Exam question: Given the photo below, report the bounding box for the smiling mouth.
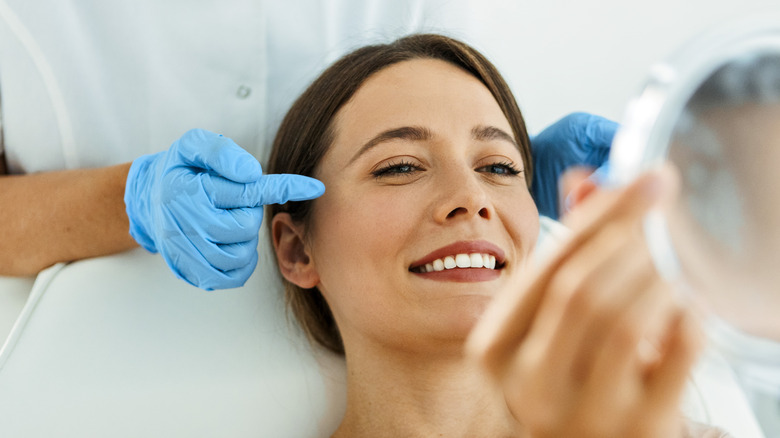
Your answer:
[409,253,505,273]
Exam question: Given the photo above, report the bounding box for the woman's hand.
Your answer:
[467,166,703,438]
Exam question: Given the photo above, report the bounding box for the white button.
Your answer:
[236,85,252,99]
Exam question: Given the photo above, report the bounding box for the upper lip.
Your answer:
[409,240,506,270]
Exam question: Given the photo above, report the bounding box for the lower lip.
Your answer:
[411,268,501,282]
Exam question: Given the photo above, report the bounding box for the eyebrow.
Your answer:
[349,124,517,164]
[350,126,432,164]
[471,125,518,148]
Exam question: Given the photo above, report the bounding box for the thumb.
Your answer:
[175,129,262,183]
[246,174,326,206]
[562,164,678,232]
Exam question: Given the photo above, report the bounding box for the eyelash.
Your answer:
[371,160,421,178]
[371,160,522,178]
[476,161,522,177]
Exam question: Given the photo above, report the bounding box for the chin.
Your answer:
[436,294,493,344]
[375,294,498,354]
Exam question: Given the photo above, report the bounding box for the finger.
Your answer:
[204,207,264,244]
[561,282,672,438]
[644,310,703,415]
[566,237,659,382]
[204,173,325,208]
[163,202,260,272]
[214,249,260,290]
[562,164,676,231]
[172,176,264,242]
[465,261,551,378]
[171,238,259,291]
[597,307,700,438]
[244,174,326,206]
[202,173,262,209]
[515,226,655,424]
[175,129,262,183]
[205,240,259,273]
[527,230,649,391]
[158,232,225,291]
[581,277,675,410]
[187,219,259,270]
[516,221,626,384]
[467,167,674,378]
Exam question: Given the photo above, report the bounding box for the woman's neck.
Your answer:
[332,340,524,438]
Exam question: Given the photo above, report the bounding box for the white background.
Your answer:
[450,0,780,133]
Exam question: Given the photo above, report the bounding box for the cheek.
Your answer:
[499,188,540,259]
[307,186,423,335]
[309,186,420,286]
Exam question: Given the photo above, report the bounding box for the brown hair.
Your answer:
[267,33,532,355]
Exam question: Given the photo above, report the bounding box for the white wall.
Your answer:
[452,0,780,133]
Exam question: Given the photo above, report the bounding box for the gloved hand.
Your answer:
[124,129,325,290]
[530,112,618,219]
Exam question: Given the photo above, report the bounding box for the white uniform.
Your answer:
[0,0,483,174]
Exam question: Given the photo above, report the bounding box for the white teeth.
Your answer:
[455,254,471,268]
[443,256,457,269]
[416,252,501,272]
[470,253,484,268]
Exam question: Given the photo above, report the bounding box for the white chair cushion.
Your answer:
[0,242,346,438]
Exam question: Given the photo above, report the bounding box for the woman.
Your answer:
[267,34,713,437]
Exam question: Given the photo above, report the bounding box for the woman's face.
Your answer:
[295,59,539,353]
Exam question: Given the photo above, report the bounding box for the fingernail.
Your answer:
[563,192,574,213]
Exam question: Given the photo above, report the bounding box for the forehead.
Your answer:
[333,58,512,144]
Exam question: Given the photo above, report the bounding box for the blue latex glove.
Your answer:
[530,112,618,219]
[124,129,325,290]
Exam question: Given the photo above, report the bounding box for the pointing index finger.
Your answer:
[249,174,326,206]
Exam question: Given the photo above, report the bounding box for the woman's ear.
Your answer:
[271,213,319,289]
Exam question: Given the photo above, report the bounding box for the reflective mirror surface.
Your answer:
[610,17,780,435]
[667,56,780,341]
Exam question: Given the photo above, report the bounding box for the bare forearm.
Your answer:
[0,163,138,275]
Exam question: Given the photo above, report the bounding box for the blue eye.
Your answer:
[371,160,422,178]
[477,161,522,176]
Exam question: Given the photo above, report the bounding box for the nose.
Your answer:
[432,165,492,224]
